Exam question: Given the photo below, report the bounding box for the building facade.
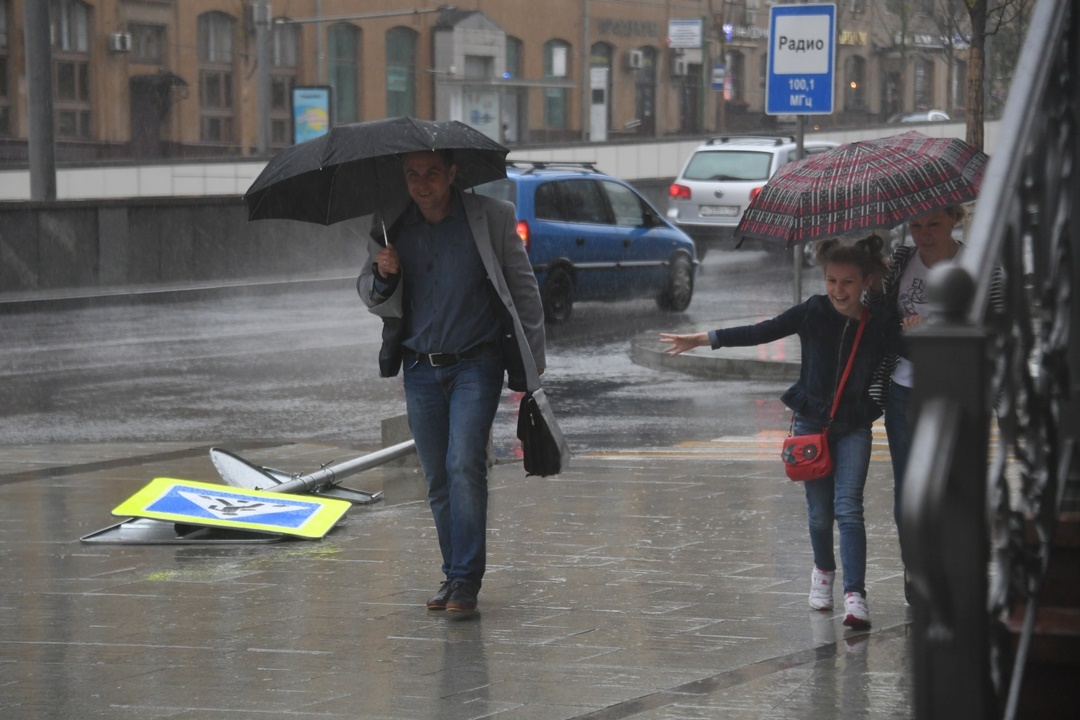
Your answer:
[0,0,969,164]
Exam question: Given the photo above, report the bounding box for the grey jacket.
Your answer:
[357,191,546,391]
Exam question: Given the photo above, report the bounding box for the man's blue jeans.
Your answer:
[403,349,503,588]
[795,414,873,597]
[884,382,912,565]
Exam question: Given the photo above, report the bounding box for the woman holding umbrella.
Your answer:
[660,237,901,629]
[867,205,965,604]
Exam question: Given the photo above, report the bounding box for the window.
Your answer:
[534,182,565,221]
[506,36,523,79]
[728,51,745,102]
[544,39,572,129]
[271,22,299,146]
[0,0,9,135]
[601,181,646,227]
[131,23,165,65]
[633,46,656,135]
[198,12,236,142]
[504,37,525,143]
[683,150,773,182]
[51,0,92,138]
[559,180,607,224]
[844,55,866,110]
[386,27,417,117]
[464,55,492,80]
[914,57,934,108]
[328,23,360,124]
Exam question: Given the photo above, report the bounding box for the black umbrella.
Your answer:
[244,116,509,226]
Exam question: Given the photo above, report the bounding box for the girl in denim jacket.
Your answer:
[660,237,901,629]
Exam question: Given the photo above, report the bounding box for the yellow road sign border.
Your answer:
[113,477,350,539]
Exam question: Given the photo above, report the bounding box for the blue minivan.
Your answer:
[473,161,698,324]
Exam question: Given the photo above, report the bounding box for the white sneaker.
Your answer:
[808,567,835,610]
[843,592,871,629]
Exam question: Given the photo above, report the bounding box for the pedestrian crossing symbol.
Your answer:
[112,477,350,539]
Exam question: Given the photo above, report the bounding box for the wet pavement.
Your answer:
[0,440,911,720]
[0,271,913,719]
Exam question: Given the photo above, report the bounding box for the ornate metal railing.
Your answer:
[904,0,1079,717]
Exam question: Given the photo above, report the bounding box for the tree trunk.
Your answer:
[966,0,989,151]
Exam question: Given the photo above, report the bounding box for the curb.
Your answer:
[630,331,801,382]
[0,274,356,314]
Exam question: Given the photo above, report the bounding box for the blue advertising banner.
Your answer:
[292,86,332,144]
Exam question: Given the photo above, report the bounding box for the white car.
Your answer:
[667,135,839,256]
[890,109,951,123]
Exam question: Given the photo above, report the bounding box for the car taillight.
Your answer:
[669,184,691,200]
[749,186,764,202]
[516,220,530,251]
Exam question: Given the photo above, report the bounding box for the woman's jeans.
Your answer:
[884,382,912,565]
[403,350,503,587]
[794,414,873,597]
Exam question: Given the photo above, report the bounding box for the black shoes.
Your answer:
[445,579,479,617]
[426,579,453,610]
[426,578,479,616]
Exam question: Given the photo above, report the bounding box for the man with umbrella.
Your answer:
[358,148,546,617]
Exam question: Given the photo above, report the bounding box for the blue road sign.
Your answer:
[766,3,836,115]
[113,477,350,539]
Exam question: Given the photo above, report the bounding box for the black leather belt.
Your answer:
[406,341,499,368]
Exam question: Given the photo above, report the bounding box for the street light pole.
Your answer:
[581,0,589,141]
[23,0,56,200]
[316,0,323,84]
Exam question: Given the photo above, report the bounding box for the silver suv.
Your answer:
[667,135,838,256]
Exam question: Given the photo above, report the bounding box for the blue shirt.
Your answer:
[376,194,500,354]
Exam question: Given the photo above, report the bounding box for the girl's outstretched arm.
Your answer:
[658,332,709,356]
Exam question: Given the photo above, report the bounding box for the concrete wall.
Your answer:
[0,123,997,295]
[0,197,368,294]
[0,122,996,202]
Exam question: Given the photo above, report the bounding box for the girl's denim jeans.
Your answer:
[794,414,873,597]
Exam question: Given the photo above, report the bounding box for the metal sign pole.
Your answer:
[794,114,805,305]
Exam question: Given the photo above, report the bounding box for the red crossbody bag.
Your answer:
[781,307,867,481]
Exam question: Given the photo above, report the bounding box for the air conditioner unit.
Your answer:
[626,50,644,70]
[109,32,132,53]
[671,57,689,77]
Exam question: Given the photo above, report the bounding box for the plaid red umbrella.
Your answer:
[734,131,989,247]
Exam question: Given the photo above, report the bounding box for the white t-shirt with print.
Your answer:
[892,246,962,387]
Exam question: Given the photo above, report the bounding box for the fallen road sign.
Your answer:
[112,477,350,539]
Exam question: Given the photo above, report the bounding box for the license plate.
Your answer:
[699,205,740,217]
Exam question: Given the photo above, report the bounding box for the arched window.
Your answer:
[544,39,571,129]
[844,55,866,111]
[51,0,92,138]
[271,22,299,146]
[386,27,417,117]
[328,24,359,124]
